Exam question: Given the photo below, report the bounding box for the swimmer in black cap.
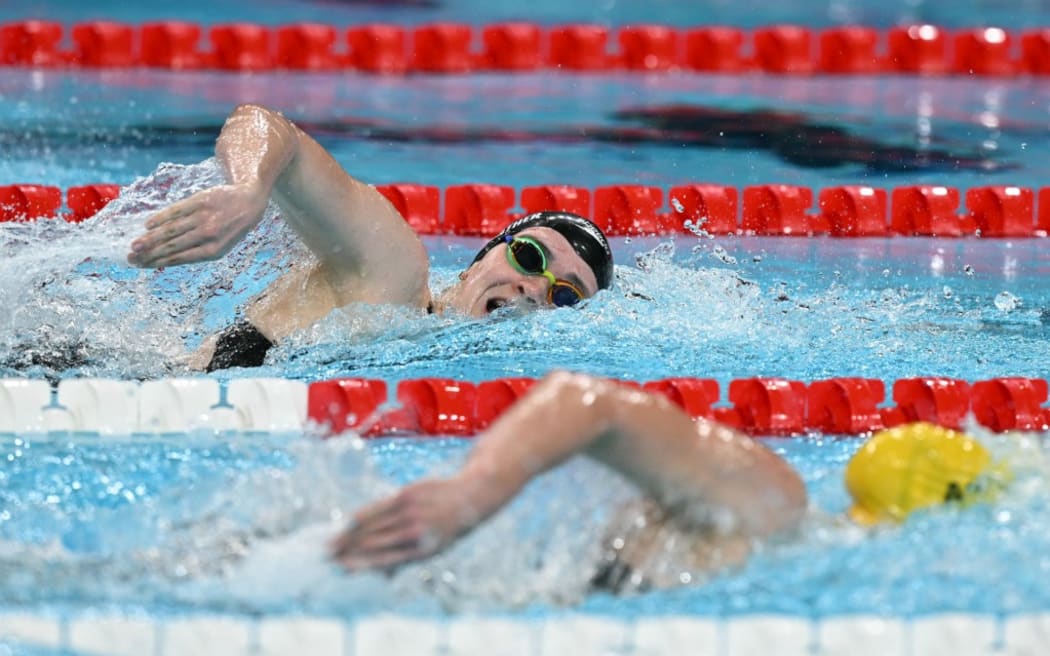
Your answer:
[126,104,613,370]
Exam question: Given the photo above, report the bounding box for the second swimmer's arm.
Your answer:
[331,371,807,570]
[460,372,807,538]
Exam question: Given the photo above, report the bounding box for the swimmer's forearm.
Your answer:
[458,372,618,519]
[459,371,807,537]
[215,104,299,198]
[214,105,428,302]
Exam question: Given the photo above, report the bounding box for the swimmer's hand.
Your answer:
[330,475,489,571]
[127,183,269,268]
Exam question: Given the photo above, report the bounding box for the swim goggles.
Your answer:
[504,234,586,307]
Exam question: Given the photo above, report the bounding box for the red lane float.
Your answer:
[818,27,882,74]
[141,21,202,69]
[474,377,536,430]
[817,186,888,236]
[0,21,65,66]
[71,21,136,68]
[19,182,1050,237]
[885,377,971,430]
[307,378,388,435]
[965,186,1034,237]
[482,23,541,71]
[891,185,963,236]
[1040,188,1050,235]
[742,185,813,235]
[412,23,473,74]
[970,378,1050,432]
[753,25,813,74]
[0,185,62,221]
[727,377,808,435]
[683,27,746,72]
[643,378,719,419]
[4,21,1050,76]
[65,184,120,223]
[1021,29,1050,74]
[276,23,340,70]
[210,23,272,71]
[395,378,476,436]
[953,28,1015,76]
[347,24,407,74]
[375,183,440,234]
[444,184,515,236]
[298,375,1050,437]
[887,25,948,74]
[807,378,886,434]
[618,25,678,72]
[667,185,738,234]
[548,24,609,71]
[593,185,664,235]
[520,185,591,218]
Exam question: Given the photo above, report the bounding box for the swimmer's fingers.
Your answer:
[336,522,438,571]
[130,210,206,264]
[144,196,200,231]
[329,495,405,557]
[129,222,209,266]
[135,245,226,269]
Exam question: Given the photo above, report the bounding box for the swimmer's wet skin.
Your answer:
[330,375,1009,590]
[330,371,808,578]
[125,104,613,370]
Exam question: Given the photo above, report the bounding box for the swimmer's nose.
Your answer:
[515,276,548,305]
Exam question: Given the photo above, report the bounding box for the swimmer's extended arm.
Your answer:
[331,371,807,570]
[128,103,429,306]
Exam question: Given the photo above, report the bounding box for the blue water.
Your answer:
[1,431,1048,618]
[3,72,1048,191]
[1,0,1049,626]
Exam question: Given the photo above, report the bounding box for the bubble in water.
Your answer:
[994,291,1021,312]
[710,246,738,266]
[964,265,975,277]
[942,286,953,299]
[670,197,686,214]
[682,218,712,240]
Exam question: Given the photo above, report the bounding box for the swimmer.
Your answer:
[330,372,1009,591]
[125,104,614,371]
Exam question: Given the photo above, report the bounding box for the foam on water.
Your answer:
[0,159,303,380]
[0,431,638,614]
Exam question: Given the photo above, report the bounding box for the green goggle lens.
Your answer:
[505,236,585,308]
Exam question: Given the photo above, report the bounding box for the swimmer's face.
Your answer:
[445,227,599,318]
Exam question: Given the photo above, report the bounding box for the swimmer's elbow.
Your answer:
[223,104,300,147]
[231,102,280,122]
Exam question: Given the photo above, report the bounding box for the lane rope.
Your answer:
[2,182,1047,238]
[1,21,1048,76]
[1,375,1046,437]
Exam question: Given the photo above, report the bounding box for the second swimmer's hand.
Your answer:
[329,476,487,571]
[127,183,269,268]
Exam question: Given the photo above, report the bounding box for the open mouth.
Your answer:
[485,298,507,314]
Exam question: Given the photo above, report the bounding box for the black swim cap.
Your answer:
[469,212,614,291]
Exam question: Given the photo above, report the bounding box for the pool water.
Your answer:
[2,0,1050,652]
[2,429,1049,619]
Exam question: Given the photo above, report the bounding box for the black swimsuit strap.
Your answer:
[206,321,275,372]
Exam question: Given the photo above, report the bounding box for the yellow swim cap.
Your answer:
[845,422,1006,526]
